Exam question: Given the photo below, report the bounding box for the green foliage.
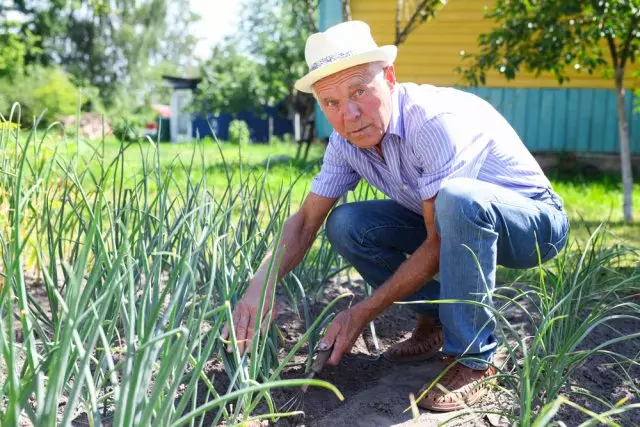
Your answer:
[195,45,268,116]
[228,119,251,145]
[111,107,156,142]
[0,66,81,127]
[0,21,41,80]
[241,0,313,108]
[1,0,199,108]
[195,0,316,120]
[458,0,640,86]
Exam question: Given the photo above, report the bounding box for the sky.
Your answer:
[189,0,241,59]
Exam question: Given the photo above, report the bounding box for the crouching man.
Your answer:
[222,20,569,411]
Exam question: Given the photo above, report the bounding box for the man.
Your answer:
[222,20,569,411]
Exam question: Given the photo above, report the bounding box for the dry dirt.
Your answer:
[201,277,640,426]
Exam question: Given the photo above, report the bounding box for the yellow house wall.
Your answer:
[350,0,638,89]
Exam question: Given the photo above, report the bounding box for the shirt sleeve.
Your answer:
[413,113,484,200]
[311,133,361,199]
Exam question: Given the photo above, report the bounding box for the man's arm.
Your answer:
[222,192,338,354]
[321,198,440,365]
[355,198,440,322]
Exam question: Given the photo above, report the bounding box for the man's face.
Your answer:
[313,63,396,149]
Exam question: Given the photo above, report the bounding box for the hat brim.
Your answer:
[294,45,397,94]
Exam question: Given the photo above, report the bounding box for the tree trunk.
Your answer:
[342,0,352,21]
[615,67,634,223]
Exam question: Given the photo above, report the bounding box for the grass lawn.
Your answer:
[10,133,640,246]
[99,137,640,244]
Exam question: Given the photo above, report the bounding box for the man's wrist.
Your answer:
[353,300,378,324]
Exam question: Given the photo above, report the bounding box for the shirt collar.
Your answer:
[386,85,405,140]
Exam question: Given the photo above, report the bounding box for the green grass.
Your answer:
[11,133,640,245]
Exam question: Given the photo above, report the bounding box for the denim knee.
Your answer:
[435,178,489,230]
[325,204,360,254]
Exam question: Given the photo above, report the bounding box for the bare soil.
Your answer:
[233,277,640,427]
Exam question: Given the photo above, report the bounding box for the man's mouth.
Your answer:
[350,125,370,136]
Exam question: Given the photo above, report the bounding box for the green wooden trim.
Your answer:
[315,0,344,140]
[464,87,640,154]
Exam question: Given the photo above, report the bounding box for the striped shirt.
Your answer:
[311,83,552,215]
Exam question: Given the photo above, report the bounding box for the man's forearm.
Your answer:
[249,213,316,293]
[356,239,440,322]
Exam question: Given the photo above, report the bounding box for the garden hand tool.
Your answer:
[301,343,333,393]
[281,343,334,415]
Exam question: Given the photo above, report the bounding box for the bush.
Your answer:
[112,114,151,142]
[0,66,81,127]
[228,119,251,145]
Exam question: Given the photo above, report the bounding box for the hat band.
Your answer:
[309,50,355,72]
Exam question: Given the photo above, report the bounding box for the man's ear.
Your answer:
[384,65,397,90]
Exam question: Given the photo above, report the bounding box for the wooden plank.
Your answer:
[575,90,593,152]
[627,92,640,154]
[551,89,567,151]
[589,90,608,152]
[500,89,516,131]
[537,89,554,151]
[488,87,505,111]
[603,89,618,152]
[524,89,542,150]
[511,89,528,142]
[477,87,491,102]
[564,90,580,151]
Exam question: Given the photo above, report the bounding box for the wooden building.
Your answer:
[316,0,640,156]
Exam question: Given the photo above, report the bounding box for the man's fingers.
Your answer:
[245,321,257,353]
[327,338,345,366]
[221,323,229,340]
[226,308,249,354]
[236,312,251,355]
[319,318,341,351]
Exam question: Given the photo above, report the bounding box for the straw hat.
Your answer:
[294,21,397,93]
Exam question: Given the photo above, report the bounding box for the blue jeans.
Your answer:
[325,178,570,369]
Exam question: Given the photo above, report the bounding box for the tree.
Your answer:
[240,0,317,123]
[194,43,269,116]
[457,0,638,223]
[0,21,39,80]
[394,0,447,45]
[2,0,198,108]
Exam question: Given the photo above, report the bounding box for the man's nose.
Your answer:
[343,101,360,122]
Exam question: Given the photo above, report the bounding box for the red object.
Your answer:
[152,104,172,118]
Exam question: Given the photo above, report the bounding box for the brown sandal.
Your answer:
[383,316,443,363]
[417,357,497,412]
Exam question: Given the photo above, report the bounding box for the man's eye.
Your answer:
[355,89,366,97]
[327,100,338,108]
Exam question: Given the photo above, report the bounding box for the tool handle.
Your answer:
[311,347,333,373]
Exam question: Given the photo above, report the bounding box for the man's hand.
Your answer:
[220,289,279,355]
[317,306,369,366]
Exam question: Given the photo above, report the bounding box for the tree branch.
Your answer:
[620,15,639,70]
[606,32,618,68]
[303,0,318,33]
[342,0,351,21]
[395,0,442,45]
[396,0,402,45]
